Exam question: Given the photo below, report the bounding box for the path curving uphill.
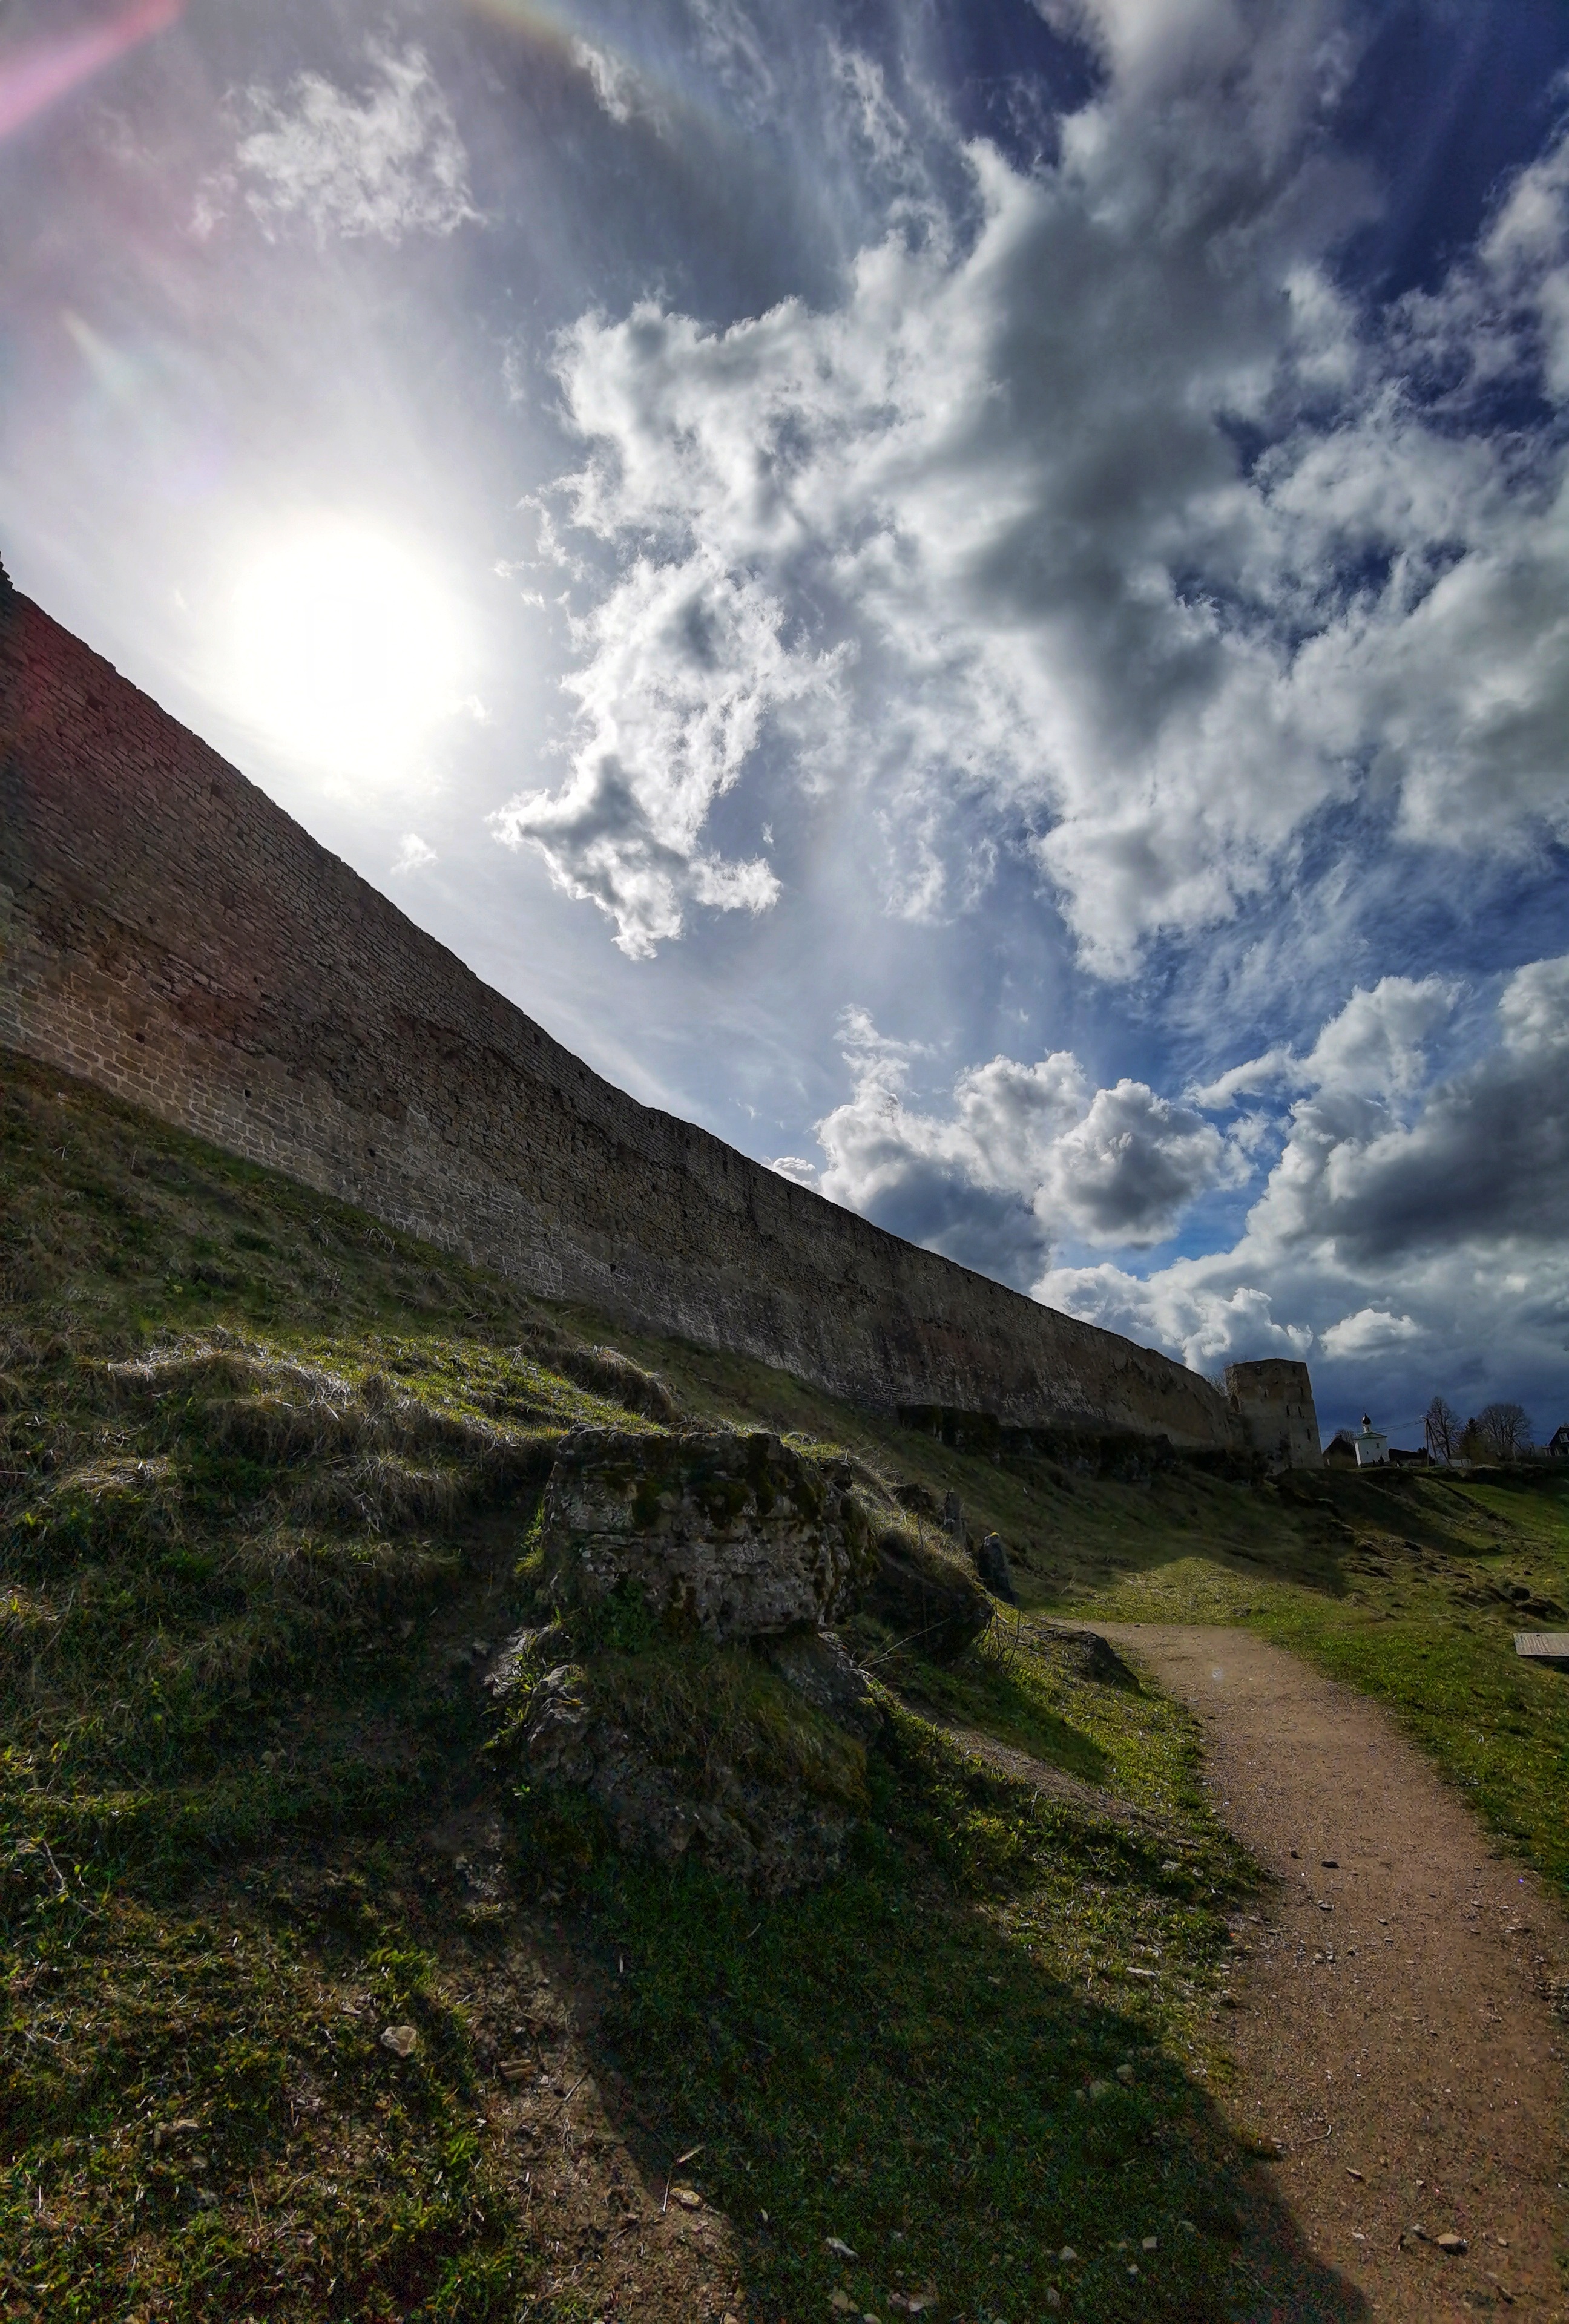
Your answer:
[1099,1624,1569,2322]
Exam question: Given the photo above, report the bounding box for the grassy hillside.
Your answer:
[2,1045,1563,2322]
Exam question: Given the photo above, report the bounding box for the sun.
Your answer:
[225,520,466,789]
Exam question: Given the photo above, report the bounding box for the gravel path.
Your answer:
[1098,1624,1568,2321]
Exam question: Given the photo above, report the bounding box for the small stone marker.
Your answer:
[1514,1633,1569,1665]
[974,1531,1018,1603]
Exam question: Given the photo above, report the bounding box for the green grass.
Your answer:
[13,1042,1560,2319]
[1065,1465,1569,1897]
[502,1618,1348,2322]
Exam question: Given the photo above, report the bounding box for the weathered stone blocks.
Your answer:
[1224,1359,1323,1472]
[539,1426,877,1642]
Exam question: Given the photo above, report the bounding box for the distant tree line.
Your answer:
[1423,1396,1535,1463]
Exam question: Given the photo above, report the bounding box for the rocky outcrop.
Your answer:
[863,1523,993,1659]
[484,1428,904,1889]
[1038,1624,1139,1688]
[487,1618,863,1893]
[539,1426,878,1643]
[765,1627,883,1742]
[513,1649,855,1891]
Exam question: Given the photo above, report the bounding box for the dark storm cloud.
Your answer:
[1263,957,1569,1264]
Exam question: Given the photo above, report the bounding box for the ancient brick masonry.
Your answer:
[1225,1359,1321,1472]
[0,577,1312,1454]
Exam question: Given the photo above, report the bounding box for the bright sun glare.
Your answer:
[226,521,465,789]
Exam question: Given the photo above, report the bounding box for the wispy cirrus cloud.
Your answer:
[199,42,479,245]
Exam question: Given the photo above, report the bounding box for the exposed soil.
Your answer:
[1100,1624,1569,2320]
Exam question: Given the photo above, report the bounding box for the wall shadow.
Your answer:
[554,1741,1369,2323]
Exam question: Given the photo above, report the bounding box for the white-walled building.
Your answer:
[1354,1414,1389,1467]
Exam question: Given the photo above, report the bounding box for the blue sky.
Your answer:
[4,0,1568,1446]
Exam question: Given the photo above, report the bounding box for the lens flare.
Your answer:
[0,0,185,144]
[456,0,686,127]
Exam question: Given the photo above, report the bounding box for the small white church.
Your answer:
[1325,1413,1390,1467]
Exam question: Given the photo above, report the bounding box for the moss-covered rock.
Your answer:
[487,1627,866,1891]
[539,1426,878,1642]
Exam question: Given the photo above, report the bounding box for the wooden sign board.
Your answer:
[1514,1633,1569,1665]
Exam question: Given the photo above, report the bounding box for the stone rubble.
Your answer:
[974,1531,1018,1603]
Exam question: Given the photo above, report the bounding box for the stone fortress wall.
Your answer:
[0,574,1319,1462]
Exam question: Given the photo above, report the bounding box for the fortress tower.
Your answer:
[1225,1359,1323,1471]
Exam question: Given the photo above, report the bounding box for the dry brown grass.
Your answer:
[555,1342,682,1423]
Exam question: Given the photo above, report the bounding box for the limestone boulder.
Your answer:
[1039,1623,1139,1688]
[766,1627,883,1742]
[486,1631,858,1890]
[539,1426,878,1643]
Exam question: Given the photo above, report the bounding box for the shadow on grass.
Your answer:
[867,1632,1114,1786]
[0,1607,1371,2324]
[0,1055,1381,2316]
[544,1741,1367,2324]
[1022,1458,1545,1620]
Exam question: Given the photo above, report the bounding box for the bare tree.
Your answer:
[1424,1395,1461,1463]
[1475,1401,1535,1462]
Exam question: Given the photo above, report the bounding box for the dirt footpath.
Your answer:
[1098,1624,1568,2321]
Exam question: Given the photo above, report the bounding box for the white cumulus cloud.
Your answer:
[1320,1307,1422,1359]
[786,957,1568,1423]
[798,1009,1243,1284]
[1043,954,1569,1416]
[515,4,1569,971]
[490,550,831,953]
[390,832,436,876]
